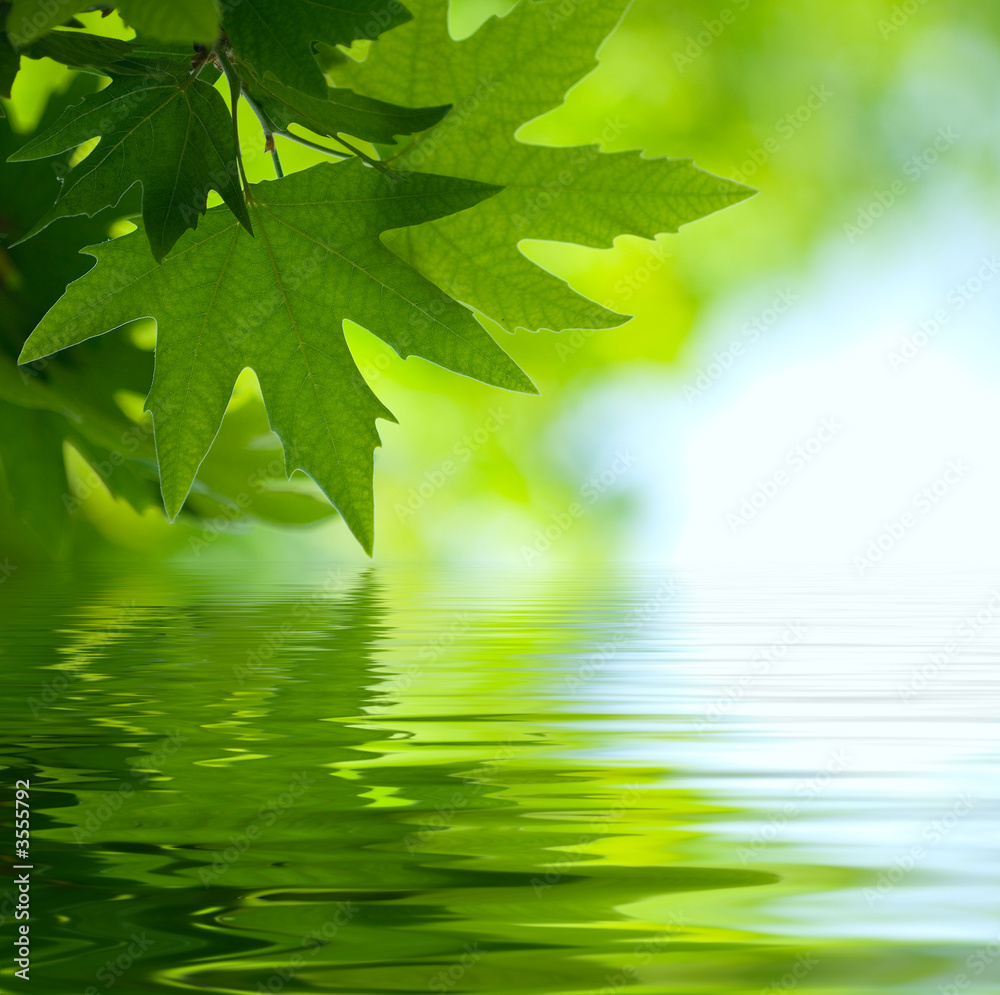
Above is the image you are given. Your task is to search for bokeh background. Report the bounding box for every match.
[3,0,998,567]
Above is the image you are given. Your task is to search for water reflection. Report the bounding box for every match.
[0,567,996,993]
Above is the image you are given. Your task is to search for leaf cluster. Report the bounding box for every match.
[2,0,752,553]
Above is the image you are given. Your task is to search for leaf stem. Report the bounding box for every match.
[241,87,284,179]
[332,136,400,180]
[183,44,212,86]
[213,44,253,203]
[275,130,351,159]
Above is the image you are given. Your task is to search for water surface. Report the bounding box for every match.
[1,566,996,993]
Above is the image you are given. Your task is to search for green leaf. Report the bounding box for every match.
[115,0,220,46]
[20,159,533,552]
[1,81,159,550]
[223,0,412,98]
[0,328,161,544]
[0,33,17,101]
[8,59,252,262]
[186,392,337,527]
[340,0,754,332]
[0,401,74,555]
[26,30,135,71]
[3,81,317,553]
[242,66,450,146]
[0,2,17,100]
[4,0,92,48]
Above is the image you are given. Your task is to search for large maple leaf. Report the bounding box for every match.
[19,159,534,552]
[339,0,753,333]
[9,58,252,262]
[224,0,412,98]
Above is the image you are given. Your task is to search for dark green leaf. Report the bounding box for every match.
[244,68,449,145]
[26,29,135,71]
[4,0,92,48]
[8,59,252,262]
[1,11,18,100]
[224,0,412,97]
[0,48,16,102]
[115,0,219,46]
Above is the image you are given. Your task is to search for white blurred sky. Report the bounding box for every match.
[555,180,1000,568]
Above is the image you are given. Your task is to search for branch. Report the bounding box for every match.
[241,87,284,179]
[213,45,253,202]
[275,130,351,159]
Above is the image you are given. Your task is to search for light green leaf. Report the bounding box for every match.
[340,0,754,332]
[223,0,411,98]
[8,58,252,262]
[20,159,532,552]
